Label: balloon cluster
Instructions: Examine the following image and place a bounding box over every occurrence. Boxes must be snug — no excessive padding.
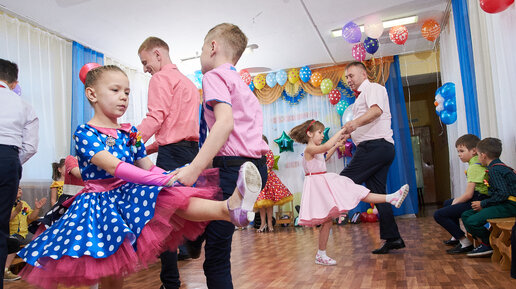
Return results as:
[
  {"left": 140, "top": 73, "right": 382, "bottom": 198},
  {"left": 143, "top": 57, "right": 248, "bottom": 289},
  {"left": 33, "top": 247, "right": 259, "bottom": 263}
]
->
[
  {"left": 360, "top": 205, "right": 379, "bottom": 223},
  {"left": 434, "top": 82, "right": 457, "bottom": 125},
  {"left": 342, "top": 19, "right": 382, "bottom": 61},
  {"left": 337, "top": 140, "right": 354, "bottom": 159}
]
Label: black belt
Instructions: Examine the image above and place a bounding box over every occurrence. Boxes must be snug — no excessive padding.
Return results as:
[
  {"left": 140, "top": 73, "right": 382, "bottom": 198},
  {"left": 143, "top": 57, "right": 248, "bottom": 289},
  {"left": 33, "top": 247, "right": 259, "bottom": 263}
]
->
[
  {"left": 213, "top": 155, "right": 266, "bottom": 168},
  {"left": 160, "top": 140, "right": 198, "bottom": 149},
  {"left": 0, "top": 144, "right": 19, "bottom": 153}
]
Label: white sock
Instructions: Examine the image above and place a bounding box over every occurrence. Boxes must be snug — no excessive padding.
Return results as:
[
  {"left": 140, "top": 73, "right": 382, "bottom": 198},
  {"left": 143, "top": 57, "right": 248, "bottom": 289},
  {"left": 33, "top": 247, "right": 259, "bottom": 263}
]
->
[
  {"left": 459, "top": 237, "right": 472, "bottom": 248},
  {"left": 385, "top": 191, "right": 400, "bottom": 205},
  {"left": 450, "top": 237, "right": 456, "bottom": 241},
  {"left": 317, "top": 250, "right": 326, "bottom": 257}
]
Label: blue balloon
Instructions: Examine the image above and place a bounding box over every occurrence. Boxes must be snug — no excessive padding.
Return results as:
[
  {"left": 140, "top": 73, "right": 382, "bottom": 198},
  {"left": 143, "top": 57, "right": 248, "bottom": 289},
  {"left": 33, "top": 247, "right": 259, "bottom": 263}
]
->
[
  {"left": 266, "top": 72, "right": 277, "bottom": 88},
  {"left": 336, "top": 100, "right": 349, "bottom": 115},
  {"left": 249, "top": 81, "right": 255, "bottom": 91},
  {"left": 299, "top": 66, "right": 312, "bottom": 83},
  {"left": 444, "top": 98, "right": 456, "bottom": 112},
  {"left": 276, "top": 70, "right": 287, "bottom": 86},
  {"left": 13, "top": 84, "right": 21, "bottom": 96},
  {"left": 363, "top": 37, "right": 379, "bottom": 54},
  {"left": 435, "top": 86, "right": 442, "bottom": 97},
  {"left": 342, "top": 21, "right": 362, "bottom": 44},
  {"left": 440, "top": 111, "right": 457, "bottom": 125},
  {"left": 440, "top": 82, "right": 456, "bottom": 99}
]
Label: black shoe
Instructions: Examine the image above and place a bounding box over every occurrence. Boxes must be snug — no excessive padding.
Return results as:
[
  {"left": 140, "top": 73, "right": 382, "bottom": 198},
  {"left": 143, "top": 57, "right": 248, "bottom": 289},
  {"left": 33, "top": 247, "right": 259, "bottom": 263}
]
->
[
  {"left": 184, "top": 239, "right": 202, "bottom": 259},
  {"left": 446, "top": 244, "right": 473, "bottom": 254},
  {"left": 372, "top": 238, "right": 405, "bottom": 254},
  {"left": 443, "top": 239, "right": 460, "bottom": 246}
]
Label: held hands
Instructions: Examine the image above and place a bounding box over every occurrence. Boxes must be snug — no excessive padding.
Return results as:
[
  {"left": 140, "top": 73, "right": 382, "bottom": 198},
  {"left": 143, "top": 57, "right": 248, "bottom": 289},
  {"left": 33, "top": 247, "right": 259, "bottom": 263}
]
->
[
  {"left": 167, "top": 164, "right": 201, "bottom": 187},
  {"left": 35, "top": 198, "right": 48, "bottom": 210},
  {"left": 471, "top": 201, "right": 482, "bottom": 211},
  {"left": 342, "top": 120, "right": 358, "bottom": 135}
]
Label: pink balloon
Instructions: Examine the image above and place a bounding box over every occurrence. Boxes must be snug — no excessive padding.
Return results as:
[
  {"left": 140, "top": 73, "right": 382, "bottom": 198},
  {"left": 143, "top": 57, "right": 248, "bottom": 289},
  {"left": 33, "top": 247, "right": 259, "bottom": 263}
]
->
[
  {"left": 352, "top": 43, "right": 366, "bottom": 61},
  {"left": 344, "top": 141, "right": 353, "bottom": 157},
  {"left": 239, "top": 69, "right": 252, "bottom": 85},
  {"left": 389, "top": 25, "right": 408, "bottom": 45}
]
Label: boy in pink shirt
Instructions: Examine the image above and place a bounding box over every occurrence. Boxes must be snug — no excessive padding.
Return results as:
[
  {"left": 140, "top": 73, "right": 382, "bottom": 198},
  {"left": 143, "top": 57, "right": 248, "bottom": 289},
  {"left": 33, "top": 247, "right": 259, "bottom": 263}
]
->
[{"left": 173, "top": 23, "right": 268, "bottom": 288}]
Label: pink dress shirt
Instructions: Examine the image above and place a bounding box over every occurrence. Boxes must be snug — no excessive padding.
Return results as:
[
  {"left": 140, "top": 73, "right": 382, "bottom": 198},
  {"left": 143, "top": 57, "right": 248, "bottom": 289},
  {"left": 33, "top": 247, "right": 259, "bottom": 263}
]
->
[
  {"left": 137, "top": 64, "right": 200, "bottom": 149},
  {"left": 350, "top": 79, "right": 394, "bottom": 146},
  {"left": 202, "top": 63, "right": 269, "bottom": 158}
]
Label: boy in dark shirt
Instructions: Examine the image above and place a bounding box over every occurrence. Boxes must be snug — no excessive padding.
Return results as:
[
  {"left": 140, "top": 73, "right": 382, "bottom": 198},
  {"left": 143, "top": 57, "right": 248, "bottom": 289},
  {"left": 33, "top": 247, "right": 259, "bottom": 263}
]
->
[{"left": 462, "top": 138, "right": 516, "bottom": 257}]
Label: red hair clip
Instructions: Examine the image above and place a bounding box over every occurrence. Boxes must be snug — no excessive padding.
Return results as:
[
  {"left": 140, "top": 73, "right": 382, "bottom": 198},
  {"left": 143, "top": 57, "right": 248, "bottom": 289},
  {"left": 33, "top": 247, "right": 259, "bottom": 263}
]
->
[{"left": 79, "top": 63, "right": 102, "bottom": 84}]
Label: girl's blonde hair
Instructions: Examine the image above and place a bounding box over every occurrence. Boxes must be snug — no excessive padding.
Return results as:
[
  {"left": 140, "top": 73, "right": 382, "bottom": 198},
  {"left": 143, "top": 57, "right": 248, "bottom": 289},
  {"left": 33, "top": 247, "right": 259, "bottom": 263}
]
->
[
  {"left": 84, "top": 65, "right": 127, "bottom": 89},
  {"left": 289, "top": 119, "right": 325, "bottom": 144}
]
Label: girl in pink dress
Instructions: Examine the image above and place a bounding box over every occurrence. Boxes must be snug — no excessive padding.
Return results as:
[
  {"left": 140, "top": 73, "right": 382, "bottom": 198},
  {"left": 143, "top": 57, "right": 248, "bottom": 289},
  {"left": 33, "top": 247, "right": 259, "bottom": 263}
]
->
[{"left": 289, "top": 119, "right": 409, "bottom": 266}]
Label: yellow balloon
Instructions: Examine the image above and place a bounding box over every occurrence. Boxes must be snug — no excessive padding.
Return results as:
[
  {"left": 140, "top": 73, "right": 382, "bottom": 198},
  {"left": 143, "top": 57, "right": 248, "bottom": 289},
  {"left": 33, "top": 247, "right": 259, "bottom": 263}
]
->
[
  {"left": 253, "top": 74, "right": 266, "bottom": 90},
  {"left": 288, "top": 68, "right": 300, "bottom": 84},
  {"left": 310, "top": 72, "right": 323, "bottom": 87},
  {"left": 320, "top": 78, "right": 333, "bottom": 94}
]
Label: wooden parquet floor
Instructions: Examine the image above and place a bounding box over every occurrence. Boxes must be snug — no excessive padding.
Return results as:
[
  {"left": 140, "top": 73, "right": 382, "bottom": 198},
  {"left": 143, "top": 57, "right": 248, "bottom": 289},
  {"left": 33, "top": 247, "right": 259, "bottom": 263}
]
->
[{"left": 4, "top": 216, "right": 516, "bottom": 289}]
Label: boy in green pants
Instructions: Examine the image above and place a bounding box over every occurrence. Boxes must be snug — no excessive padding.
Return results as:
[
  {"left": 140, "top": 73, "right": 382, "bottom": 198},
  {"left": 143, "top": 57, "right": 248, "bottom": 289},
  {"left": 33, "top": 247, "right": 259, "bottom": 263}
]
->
[{"left": 462, "top": 138, "right": 516, "bottom": 257}]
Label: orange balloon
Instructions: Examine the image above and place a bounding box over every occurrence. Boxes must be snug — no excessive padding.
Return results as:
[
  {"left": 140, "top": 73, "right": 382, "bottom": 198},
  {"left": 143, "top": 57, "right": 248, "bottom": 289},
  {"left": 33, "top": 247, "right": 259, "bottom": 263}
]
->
[
  {"left": 310, "top": 72, "right": 323, "bottom": 87},
  {"left": 421, "top": 19, "right": 441, "bottom": 42}
]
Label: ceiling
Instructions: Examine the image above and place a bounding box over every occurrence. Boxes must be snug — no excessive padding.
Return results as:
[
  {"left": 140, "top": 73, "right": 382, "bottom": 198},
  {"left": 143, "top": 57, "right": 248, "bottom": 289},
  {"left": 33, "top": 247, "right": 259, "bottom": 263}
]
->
[{"left": 0, "top": 0, "right": 449, "bottom": 75}]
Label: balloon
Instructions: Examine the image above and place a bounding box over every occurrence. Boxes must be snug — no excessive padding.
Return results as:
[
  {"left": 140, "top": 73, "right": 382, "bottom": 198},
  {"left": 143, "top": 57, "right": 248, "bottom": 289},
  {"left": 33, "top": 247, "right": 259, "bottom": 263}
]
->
[
  {"left": 444, "top": 98, "right": 456, "bottom": 112},
  {"left": 79, "top": 62, "right": 101, "bottom": 84},
  {"left": 288, "top": 68, "right": 300, "bottom": 84},
  {"left": 352, "top": 43, "right": 366, "bottom": 61},
  {"left": 367, "top": 208, "right": 373, "bottom": 214},
  {"left": 389, "top": 25, "right": 408, "bottom": 45},
  {"left": 372, "top": 207, "right": 378, "bottom": 215},
  {"left": 273, "top": 155, "right": 280, "bottom": 170},
  {"left": 266, "top": 72, "right": 277, "bottom": 88},
  {"left": 274, "top": 131, "right": 294, "bottom": 153},
  {"left": 479, "top": 0, "right": 514, "bottom": 14},
  {"left": 310, "top": 72, "right": 323, "bottom": 87},
  {"left": 320, "top": 79, "right": 333, "bottom": 94},
  {"left": 239, "top": 69, "right": 252, "bottom": 85},
  {"left": 342, "top": 21, "right": 362, "bottom": 44},
  {"left": 343, "top": 140, "right": 353, "bottom": 157},
  {"left": 336, "top": 100, "right": 348, "bottom": 115},
  {"left": 434, "top": 94, "right": 445, "bottom": 114},
  {"left": 440, "top": 82, "right": 456, "bottom": 99},
  {"left": 366, "top": 213, "right": 378, "bottom": 222},
  {"left": 341, "top": 103, "right": 354, "bottom": 124},
  {"left": 421, "top": 19, "right": 441, "bottom": 42},
  {"left": 360, "top": 212, "right": 369, "bottom": 222},
  {"left": 363, "top": 37, "right": 379, "bottom": 54},
  {"left": 328, "top": 89, "right": 341, "bottom": 105},
  {"left": 13, "top": 84, "right": 21, "bottom": 96},
  {"left": 322, "top": 127, "right": 330, "bottom": 144},
  {"left": 299, "top": 66, "right": 312, "bottom": 83},
  {"left": 249, "top": 81, "right": 255, "bottom": 91},
  {"left": 364, "top": 15, "right": 384, "bottom": 39},
  {"left": 276, "top": 70, "right": 287, "bottom": 86},
  {"left": 440, "top": 111, "right": 457, "bottom": 125},
  {"left": 253, "top": 74, "right": 266, "bottom": 90}
]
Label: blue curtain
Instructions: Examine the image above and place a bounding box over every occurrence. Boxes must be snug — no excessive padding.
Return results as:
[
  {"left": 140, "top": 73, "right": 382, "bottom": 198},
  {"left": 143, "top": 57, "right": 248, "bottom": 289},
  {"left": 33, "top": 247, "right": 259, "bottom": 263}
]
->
[
  {"left": 452, "top": 0, "right": 481, "bottom": 137},
  {"left": 70, "top": 42, "right": 103, "bottom": 153},
  {"left": 348, "top": 55, "right": 418, "bottom": 216}
]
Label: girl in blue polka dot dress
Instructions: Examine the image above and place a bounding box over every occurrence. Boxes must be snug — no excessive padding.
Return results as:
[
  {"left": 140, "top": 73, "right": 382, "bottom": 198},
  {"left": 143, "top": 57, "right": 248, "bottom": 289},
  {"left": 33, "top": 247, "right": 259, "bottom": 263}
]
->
[{"left": 17, "top": 64, "right": 262, "bottom": 289}]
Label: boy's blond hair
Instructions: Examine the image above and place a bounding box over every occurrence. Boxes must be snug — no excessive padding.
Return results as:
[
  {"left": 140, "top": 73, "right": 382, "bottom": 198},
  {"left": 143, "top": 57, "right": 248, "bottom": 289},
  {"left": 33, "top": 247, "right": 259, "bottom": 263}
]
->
[
  {"left": 138, "top": 37, "right": 169, "bottom": 54},
  {"left": 205, "top": 23, "right": 248, "bottom": 63}
]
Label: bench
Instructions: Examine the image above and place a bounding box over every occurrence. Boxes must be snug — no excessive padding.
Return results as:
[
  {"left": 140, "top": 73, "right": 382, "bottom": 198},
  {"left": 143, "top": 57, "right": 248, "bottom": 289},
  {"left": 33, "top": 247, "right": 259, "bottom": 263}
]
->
[{"left": 487, "top": 217, "right": 515, "bottom": 271}]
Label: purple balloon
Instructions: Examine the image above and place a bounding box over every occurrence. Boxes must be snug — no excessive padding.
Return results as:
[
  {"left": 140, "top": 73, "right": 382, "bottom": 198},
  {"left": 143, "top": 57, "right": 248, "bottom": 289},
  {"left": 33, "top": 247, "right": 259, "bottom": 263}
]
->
[
  {"left": 342, "top": 21, "right": 362, "bottom": 44},
  {"left": 363, "top": 37, "right": 379, "bottom": 54},
  {"left": 13, "top": 84, "right": 21, "bottom": 96}
]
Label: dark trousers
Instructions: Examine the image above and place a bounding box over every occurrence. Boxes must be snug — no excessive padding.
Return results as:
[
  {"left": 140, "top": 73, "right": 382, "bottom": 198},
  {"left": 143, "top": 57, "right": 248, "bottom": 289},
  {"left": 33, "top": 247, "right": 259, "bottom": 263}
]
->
[
  {"left": 462, "top": 201, "right": 516, "bottom": 245},
  {"left": 204, "top": 156, "right": 267, "bottom": 289},
  {"left": 433, "top": 192, "right": 488, "bottom": 240},
  {"left": 340, "top": 139, "right": 399, "bottom": 240},
  {"left": 156, "top": 141, "right": 198, "bottom": 289},
  {"left": 0, "top": 145, "right": 22, "bottom": 285}
]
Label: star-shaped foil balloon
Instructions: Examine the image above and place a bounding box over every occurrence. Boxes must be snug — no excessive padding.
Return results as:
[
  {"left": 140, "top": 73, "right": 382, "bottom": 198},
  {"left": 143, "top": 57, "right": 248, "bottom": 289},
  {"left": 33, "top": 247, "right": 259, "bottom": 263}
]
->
[
  {"left": 273, "top": 155, "right": 280, "bottom": 170},
  {"left": 322, "top": 127, "right": 330, "bottom": 144},
  {"left": 274, "top": 131, "right": 294, "bottom": 153}
]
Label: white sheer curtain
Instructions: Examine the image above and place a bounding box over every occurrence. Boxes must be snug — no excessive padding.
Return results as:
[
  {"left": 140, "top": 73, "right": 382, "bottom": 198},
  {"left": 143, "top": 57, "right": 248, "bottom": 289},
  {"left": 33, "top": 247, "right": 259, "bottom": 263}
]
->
[
  {"left": 262, "top": 93, "right": 344, "bottom": 205},
  {"left": 0, "top": 11, "right": 72, "bottom": 181},
  {"left": 468, "top": 0, "right": 516, "bottom": 165},
  {"left": 439, "top": 9, "right": 468, "bottom": 198}
]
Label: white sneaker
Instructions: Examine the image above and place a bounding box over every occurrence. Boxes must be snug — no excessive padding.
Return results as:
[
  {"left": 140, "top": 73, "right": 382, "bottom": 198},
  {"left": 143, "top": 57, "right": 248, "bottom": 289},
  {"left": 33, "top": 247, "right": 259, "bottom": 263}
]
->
[{"left": 315, "top": 253, "right": 337, "bottom": 266}]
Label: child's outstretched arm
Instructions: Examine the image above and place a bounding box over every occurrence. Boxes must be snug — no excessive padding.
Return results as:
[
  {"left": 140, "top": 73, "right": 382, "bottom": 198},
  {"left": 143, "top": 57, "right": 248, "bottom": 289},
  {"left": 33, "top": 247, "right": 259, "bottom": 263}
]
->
[
  {"left": 451, "top": 182, "right": 476, "bottom": 205},
  {"left": 325, "top": 138, "right": 346, "bottom": 161},
  {"left": 171, "top": 102, "right": 234, "bottom": 186},
  {"left": 305, "top": 128, "right": 346, "bottom": 156}
]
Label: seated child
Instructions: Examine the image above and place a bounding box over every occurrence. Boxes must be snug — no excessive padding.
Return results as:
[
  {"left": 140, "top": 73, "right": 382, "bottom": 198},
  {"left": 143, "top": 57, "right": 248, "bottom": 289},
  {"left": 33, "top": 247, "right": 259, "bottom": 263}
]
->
[
  {"left": 462, "top": 137, "right": 516, "bottom": 257},
  {"left": 4, "top": 187, "right": 47, "bottom": 281},
  {"left": 433, "top": 134, "right": 488, "bottom": 254}
]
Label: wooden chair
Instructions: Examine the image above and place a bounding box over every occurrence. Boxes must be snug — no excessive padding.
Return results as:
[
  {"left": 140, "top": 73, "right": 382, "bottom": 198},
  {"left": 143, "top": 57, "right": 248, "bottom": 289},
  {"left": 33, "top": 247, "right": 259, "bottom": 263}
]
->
[
  {"left": 275, "top": 200, "right": 295, "bottom": 227},
  {"left": 487, "top": 217, "right": 515, "bottom": 271}
]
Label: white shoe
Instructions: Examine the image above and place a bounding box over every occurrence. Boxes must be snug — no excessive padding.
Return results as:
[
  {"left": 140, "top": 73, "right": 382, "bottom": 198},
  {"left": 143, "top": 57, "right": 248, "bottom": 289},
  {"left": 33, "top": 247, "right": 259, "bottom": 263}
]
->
[
  {"left": 315, "top": 254, "right": 337, "bottom": 266},
  {"left": 393, "top": 184, "right": 409, "bottom": 208}
]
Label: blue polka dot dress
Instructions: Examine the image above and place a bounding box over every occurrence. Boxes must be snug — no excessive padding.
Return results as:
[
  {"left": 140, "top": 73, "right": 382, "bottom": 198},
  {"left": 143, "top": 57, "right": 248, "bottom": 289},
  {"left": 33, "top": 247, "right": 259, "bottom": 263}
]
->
[{"left": 18, "top": 123, "right": 219, "bottom": 289}]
